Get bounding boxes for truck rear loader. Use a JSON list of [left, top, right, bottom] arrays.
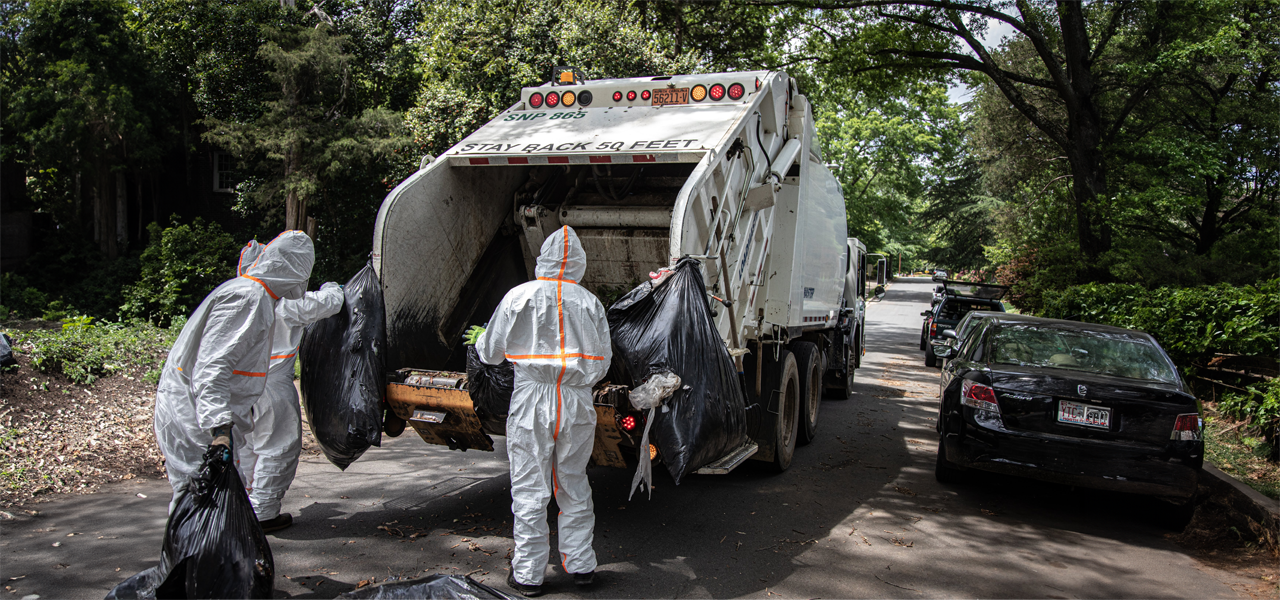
[[362, 70, 867, 476]]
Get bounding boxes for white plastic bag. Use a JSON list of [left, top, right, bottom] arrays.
[[629, 371, 681, 410]]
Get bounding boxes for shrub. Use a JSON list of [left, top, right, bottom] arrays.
[[9, 318, 181, 385], [0, 273, 49, 319], [1217, 378, 1280, 460], [120, 217, 240, 326], [1040, 279, 1280, 368]]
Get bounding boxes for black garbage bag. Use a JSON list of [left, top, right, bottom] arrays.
[[466, 345, 513, 429], [300, 262, 386, 470], [1, 333, 16, 369], [607, 257, 748, 485], [337, 574, 516, 599], [106, 447, 274, 600]]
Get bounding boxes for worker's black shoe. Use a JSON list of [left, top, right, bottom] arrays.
[[506, 571, 542, 597], [573, 571, 595, 587], [258, 513, 293, 533]]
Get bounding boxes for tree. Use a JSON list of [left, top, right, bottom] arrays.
[[204, 20, 408, 234]]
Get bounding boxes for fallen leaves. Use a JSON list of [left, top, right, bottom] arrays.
[[894, 486, 917, 497]]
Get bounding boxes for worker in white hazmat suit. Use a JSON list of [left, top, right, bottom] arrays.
[[471, 226, 610, 597], [153, 231, 314, 512], [233, 240, 344, 532]]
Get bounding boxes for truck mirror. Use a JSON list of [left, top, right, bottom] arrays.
[[874, 285, 886, 299]]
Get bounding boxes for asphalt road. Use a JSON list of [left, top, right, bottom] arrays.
[[1, 277, 1255, 599]]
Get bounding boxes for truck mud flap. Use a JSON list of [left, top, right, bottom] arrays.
[[386, 372, 493, 452], [590, 405, 628, 468]]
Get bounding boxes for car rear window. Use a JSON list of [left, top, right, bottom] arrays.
[[989, 325, 1179, 384], [939, 301, 1000, 321]]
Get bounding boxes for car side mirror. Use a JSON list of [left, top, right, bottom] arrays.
[[930, 339, 956, 359], [920, 311, 930, 317], [874, 285, 886, 299], [941, 329, 958, 340]]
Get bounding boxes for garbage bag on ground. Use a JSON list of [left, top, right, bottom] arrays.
[[607, 257, 748, 485], [300, 262, 386, 470], [106, 446, 274, 600], [0, 333, 16, 369], [337, 574, 516, 599], [466, 345, 513, 430]]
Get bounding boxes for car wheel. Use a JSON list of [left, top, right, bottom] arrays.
[[919, 324, 928, 351], [925, 347, 937, 368], [792, 342, 821, 445], [935, 439, 965, 484]]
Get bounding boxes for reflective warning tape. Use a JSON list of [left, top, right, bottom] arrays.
[[449, 152, 702, 166]]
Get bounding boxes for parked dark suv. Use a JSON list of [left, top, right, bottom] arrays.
[[920, 280, 1007, 367]]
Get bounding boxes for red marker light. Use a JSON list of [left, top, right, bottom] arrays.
[[626, 90, 637, 101], [529, 92, 543, 108], [613, 91, 623, 102], [641, 90, 651, 100], [709, 84, 726, 100], [727, 83, 745, 100], [545, 91, 560, 107], [620, 415, 637, 431]]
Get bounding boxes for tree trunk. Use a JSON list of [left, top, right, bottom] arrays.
[[1194, 176, 1224, 255], [116, 172, 128, 251], [1058, 1, 1112, 274]]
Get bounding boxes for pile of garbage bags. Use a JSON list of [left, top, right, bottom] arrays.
[[607, 257, 748, 485], [466, 346, 513, 431], [107, 447, 274, 599], [300, 262, 387, 470], [338, 574, 515, 599]]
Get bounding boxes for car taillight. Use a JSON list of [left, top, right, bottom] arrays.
[[1171, 414, 1202, 441], [529, 92, 543, 108], [930, 321, 937, 335], [626, 90, 637, 101], [613, 91, 623, 102], [961, 380, 1000, 413], [641, 90, 651, 100], [727, 82, 745, 100], [546, 91, 560, 107]]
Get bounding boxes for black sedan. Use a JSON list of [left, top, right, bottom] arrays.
[[931, 313, 1203, 500]]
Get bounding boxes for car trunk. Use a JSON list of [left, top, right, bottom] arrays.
[[986, 366, 1195, 447]]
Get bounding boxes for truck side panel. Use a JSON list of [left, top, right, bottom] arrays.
[[372, 160, 532, 371]]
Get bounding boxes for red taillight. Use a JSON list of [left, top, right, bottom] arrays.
[[613, 91, 623, 102], [529, 92, 543, 108], [727, 83, 745, 100], [961, 380, 1000, 413], [641, 90, 651, 100], [931, 322, 937, 335], [621, 415, 637, 431], [709, 84, 725, 100], [626, 90, 637, 101], [545, 91, 560, 107], [1172, 414, 1202, 441]]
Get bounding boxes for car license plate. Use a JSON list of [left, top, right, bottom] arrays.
[[652, 88, 689, 106], [1058, 399, 1110, 429]]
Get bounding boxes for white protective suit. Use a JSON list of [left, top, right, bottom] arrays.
[[233, 241, 344, 520], [476, 226, 611, 586], [154, 231, 314, 508]]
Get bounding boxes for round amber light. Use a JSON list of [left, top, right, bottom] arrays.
[[691, 84, 707, 102], [562, 91, 575, 107]]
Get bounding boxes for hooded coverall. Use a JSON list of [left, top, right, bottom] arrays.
[[233, 241, 344, 520], [154, 231, 314, 509], [475, 226, 611, 586]]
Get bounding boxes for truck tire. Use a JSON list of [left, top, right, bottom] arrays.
[[792, 342, 821, 446], [770, 351, 800, 472]]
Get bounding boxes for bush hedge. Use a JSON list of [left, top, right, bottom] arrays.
[[120, 217, 240, 326], [7, 318, 182, 384]]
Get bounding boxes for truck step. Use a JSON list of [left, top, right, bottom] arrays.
[[693, 441, 759, 475]]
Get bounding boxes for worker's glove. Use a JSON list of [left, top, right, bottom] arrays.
[[463, 325, 486, 346], [210, 424, 233, 462]]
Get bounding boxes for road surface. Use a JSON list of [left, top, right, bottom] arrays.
[[1, 277, 1254, 598]]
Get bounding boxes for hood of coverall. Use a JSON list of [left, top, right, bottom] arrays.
[[236, 240, 264, 276], [534, 226, 587, 283], [242, 231, 314, 300]]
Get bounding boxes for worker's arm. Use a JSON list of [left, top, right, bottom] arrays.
[[582, 296, 613, 385], [190, 289, 273, 433], [474, 299, 513, 366], [276, 282, 344, 328]]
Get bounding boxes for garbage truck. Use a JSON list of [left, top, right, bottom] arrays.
[[367, 69, 866, 476]]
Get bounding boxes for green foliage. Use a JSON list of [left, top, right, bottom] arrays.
[[9, 318, 181, 384], [1218, 378, 1280, 456], [1040, 279, 1280, 368], [0, 273, 48, 320], [120, 217, 239, 326]]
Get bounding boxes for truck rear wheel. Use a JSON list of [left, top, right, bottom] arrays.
[[771, 351, 800, 471], [824, 338, 855, 400], [792, 342, 821, 446]]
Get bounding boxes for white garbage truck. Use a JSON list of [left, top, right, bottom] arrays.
[[369, 69, 867, 475]]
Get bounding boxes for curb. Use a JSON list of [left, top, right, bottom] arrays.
[[1201, 462, 1279, 523]]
